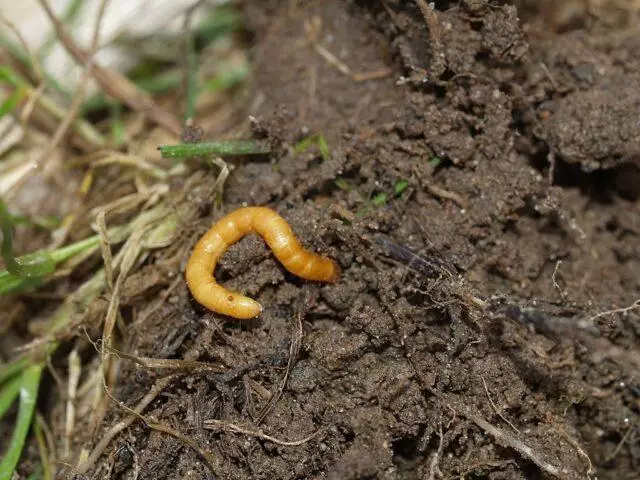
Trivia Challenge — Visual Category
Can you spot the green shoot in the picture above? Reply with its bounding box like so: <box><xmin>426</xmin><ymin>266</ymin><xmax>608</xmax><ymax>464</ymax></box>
<box><xmin>429</xmin><ymin>156</ymin><xmax>442</xmax><ymax>167</ymax></box>
<box><xmin>0</xmin><ymin>86</ymin><xmax>26</xmax><ymax>117</ymax></box>
<box><xmin>294</xmin><ymin>133</ymin><xmax>330</xmax><ymax>161</ymax></box>
<box><xmin>0</xmin><ymin>364</ymin><xmax>43</xmax><ymax>480</ymax></box>
<box><xmin>394</xmin><ymin>180</ymin><xmax>409</xmax><ymax>196</ymax></box>
<box><xmin>0</xmin><ymin>358</ymin><xmax>28</xmax><ymax>386</ymax></box>
<box><xmin>9</xmin><ymin>214</ymin><xmax>61</xmax><ymax>231</ymax></box>
<box><xmin>334</xmin><ymin>177</ymin><xmax>350</xmax><ymax>191</ymax></box>
<box><xmin>0</xmin><ymin>65</ymin><xmax>24</xmax><ymax>88</ymax></box>
<box><xmin>372</xmin><ymin>193</ymin><xmax>387</xmax><ymax>206</ymax></box>
<box><xmin>0</xmin><ymin>65</ymin><xmax>104</xmax><ymax>147</ymax></box>
<box><xmin>0</xmin><ymin>36</ymin><xmax>68</xmax><ymax>97</ymax></box>
<box><xmin>109</xmin><ymin>103</ymin><xmax>126</xmax><ymax>146</ymax></box>
<box><xmin>158</xmin><ymin>140</ymin><xmax>270</xmax><ymax>159</ymax></box>
<box><xmin>201</xmin><ymin>63</ymin><xmax>249</xmax><ymax>94</ymax></box>
<box><xmin>0</xmin><ymin>375</ymin><xmax>21</xmax><ymax>420</ymax></box>
<box><xmin>317</xmin><ymin>134</ymin><xmax>330</xmax><ymax>161</ymax></box>
<box><xmin>196</xmin><ymin>7</ymin><xmax>242</xmax><ymax>42</ymax></box>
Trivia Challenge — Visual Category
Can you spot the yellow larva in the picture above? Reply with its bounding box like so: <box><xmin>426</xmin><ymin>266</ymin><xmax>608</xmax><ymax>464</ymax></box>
<box><xmin>185</xmin><ymin>207</ymin><xmax>340</xmax><ymax>319</ymax></box>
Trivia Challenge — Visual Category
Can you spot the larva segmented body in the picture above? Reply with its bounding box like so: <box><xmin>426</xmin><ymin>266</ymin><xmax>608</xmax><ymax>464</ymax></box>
<box><xmin>185</xmin><ymin>207</ymin><xmax>339</xmax><ymax>319</ymax></box>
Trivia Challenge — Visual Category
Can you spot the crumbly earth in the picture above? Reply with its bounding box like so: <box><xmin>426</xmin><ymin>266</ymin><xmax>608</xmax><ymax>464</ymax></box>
<box><xmin>53</xmin><ymin>1</ymin><xmax>640</xmax><ymax>479</ymax></box>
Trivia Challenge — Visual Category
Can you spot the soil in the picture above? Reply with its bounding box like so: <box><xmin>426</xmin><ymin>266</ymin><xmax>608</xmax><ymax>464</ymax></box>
<box><xmin>52</xmin><ymin>1</ymin><xmax>640</xmax><ymax>479</ymax></box>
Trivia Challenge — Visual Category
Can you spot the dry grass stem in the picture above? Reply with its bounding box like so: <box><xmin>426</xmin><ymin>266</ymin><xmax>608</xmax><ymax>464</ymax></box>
<box><xmin>204</xmin><ymin>419</ymin><xmax>322</xmax><ymax>446</ymax></box>
<box><xmin>37</xmin><ymin>0</ymin><xmax>181</xmax><ymax>135</ymax></box>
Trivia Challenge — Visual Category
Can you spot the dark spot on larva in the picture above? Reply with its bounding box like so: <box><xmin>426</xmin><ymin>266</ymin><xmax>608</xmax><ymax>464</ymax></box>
<box><xmin>228</xmin><ymin>295</ymin><xmax>234</xmax><ymax>301</ymax></box>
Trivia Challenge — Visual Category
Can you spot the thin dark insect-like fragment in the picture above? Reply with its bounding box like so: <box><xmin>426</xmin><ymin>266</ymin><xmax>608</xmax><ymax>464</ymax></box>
<box><xmin>374</xmin><ymin>235</ymin><xmax>456</xmax><ymax>278</ymax></box>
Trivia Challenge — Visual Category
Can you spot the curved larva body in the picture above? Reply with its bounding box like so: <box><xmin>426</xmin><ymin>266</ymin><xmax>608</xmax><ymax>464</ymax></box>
<box><xmin>185</xmin><ymin>207</ymin><xmax>339</xmax><ymax>319</ymax></box>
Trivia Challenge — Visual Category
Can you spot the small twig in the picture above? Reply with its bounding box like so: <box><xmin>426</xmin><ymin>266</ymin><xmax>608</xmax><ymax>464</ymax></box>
<box><xmin>0</xmin><ymin>12</ymin><xmax>44</xmax><ymax>82</ymax></box>
<box><xmin>130</xmin><ymin>442</ymin><xmax>140</xmax><ymax>480</ymax></box>
<box><xmin>551</xmin><ymin>260</ymin><xmax>566</xmax><ymax>298</ymax></box>
<box><xmin>255</xmin><ymin>295</ymin><xmax>307</xmax><ymax>424</ymax></box>
<box><xmin>208</xmin><ymin>157</ymin><xmax>230</xmax><ymax>207</ymax></box>
<box><xmin>426</xmin><ymin>183</ymin><xmax>467</xmax><ymax>208</ymax></box>
<box><xmin>555</xmin><ymin>423</ymin><xmax>595</xmax><ymax>478</ymax></box>
<box><xmin>465</xmin><ymin>412</ymin><xmax>562</xmax><ymax>478</ymax></box>
<box><xmin>413</xmin><ymin>0</ymin><xmax>446</xmax><ymax>78</ymax></box>
<box><xmin>305</xmin><ymin>17</ymin><xmax>393</xmax><ymax>83</ymax></box>
<box><xmin>103</xmin><ymin>344</ymin><xmax>224</xmax><ymax>373</ymax></box>
<box><xmin>204</xmin><ymin>418</ymin><xmax>321</xmax><ymax>446</ymax></box>
<box><xmin>98</xmin><ymin>372</ymin><xmax>220</xmax><ymax>472</ymax></box>
<box><xmin>352</xmin><ymin>68</ymin><xmax>393</xmax><ymax>82</ymax></box>
<box><xmin>427</xmin><ymin>425</ymin><xmax>443</xmax><ymax>480</ymax></box>
<box><xmin>605</xmin><ymin>421</ymin><xmax>635</xmax><ymax>463</ymax></box>
<box><xmin>482</xmin><ymin>376</ymin><xmax>519</xmax><ymax>433</ymax></box>
<box><xmin>584</xmin><ymin>299</ymin><xmax>640</xmax><ymax>326</ymax></box>
<box><xmin>77</xmin><ymin>375</ymin><xmax>177</xmax><ymax>474</ymax></box>
<box><xmin>7</xmin><ymin>0</ymin><xmax>109</xmax><ymax>199</ymax></box>
<box><xmin>144</xmin><ymin>420</ymin><xmax>219</xmax><ymax>472</ymax></box>
<box><xmin>313</xmin><ymin>43</ymin><xmax>352</xmax><ymax>76</ymax></box>
<box><xmin>37</xmin><ymin>0</ymin><xmax>181</xmax><ymax>135</ymax></box>
<box><xmin>539</xmin><ymin>62</ymin><xmax>558</xmax><ymax>90</ymax></box>
<box><xmin>64</xmin><ymin>349</ymin><xmax>81</xmax><ymax>459</ymax></box>
<box><xmin>96</xmin><ymin>211</ymin><xmax>114</xmax><ymax>293</ymax></box>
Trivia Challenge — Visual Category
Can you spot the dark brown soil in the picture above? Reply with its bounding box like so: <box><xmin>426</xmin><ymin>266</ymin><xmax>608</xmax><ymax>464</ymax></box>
<box><xmin>72</xmin><ymin>1</ymin><xmax>640</xmax><ymax>479</ymax></box>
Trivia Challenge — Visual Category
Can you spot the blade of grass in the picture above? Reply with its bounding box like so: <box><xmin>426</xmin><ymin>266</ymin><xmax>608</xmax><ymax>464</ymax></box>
<box><xmin>372</xmin><ymin>192</ymin><xmax>387</xmax><ymax>206</ymax></box>
<box><xmin>196</xmin><ymin>7</ymin><xmax>241</xmax><ymax>42</ymax></box>
<box><xmin>201</xmin><ymin>63</ymin><xmax>249</xmax><ymax>94</ymax></box>
<box><xmin>317</xmin><ymin>134</ymin><xmax>330</xmax><ymax>161</ymax></box>
<box><xmin>0</xmin><ymin>86</ymin><xmax>27</xmax><ymax>117</ymax></box>
<box><xmin>0</xmin><ymin>65</ymin><xmax>104</xmax><ymax>148</ymax></box>
<box><xmin>0</xmin><ymin>197</ymin><xmax>55</xmax><ymax>278</ymax></box>
<box><xmin>0</xmin><ymin>358</ymin><xmax>28</xmax><ymax>386</ymax></box>
<box><xmin>293</xmin><ymin>133</ymin><xmax>330</xmax><ymax>160</ymax></box>
<box><xmin>33</xmin><ymin>416</ymin><xmax>52</xmax><ymax>480</ymax></box>
<box><xmin>0</xmin><ymin>65</ymin><xmax>25</xmax><ymax>88</ymax></box>
<box><xmin>158</xmin><ymin>140</ymin><xmax>271</xmax><ymax>159</ymax></box>
<box><xmin>0</xmin><ymin>363</ymin><xmax>43</xmax><ymax>480</ymax></box>
<box><xmin>0</xmin><ymin>226</ymin><xmax>121</xmax><ymax>295</ymax></box>
<box><xmin>293</xmin><ymin>134</ymin><xmax>316</xmax><ymax>154</ymax></box>
<box><xmin>0</xmin><ymin>375</ymin><xmax>21</xmax><ymax>419</ymax></box>
<box><xmin>394</xmin><ymin>180</ymin><xmax>409</xmax><ymax>196</ymax></box>
<box><xmin>0</xmin><ymin>35</ymin><xmax>67</xmax><ymax>96</ymax></box>
<box><xmin>82</xmin><ymin>69</ymin><xmax>183</xmax><ymax>113</ymax></box>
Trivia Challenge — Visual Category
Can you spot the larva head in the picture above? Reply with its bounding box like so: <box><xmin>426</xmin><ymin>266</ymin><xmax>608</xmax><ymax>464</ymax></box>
<box><xmin>225</xmin><ymin>294</ymin><xmax>263</xmax><ymax>319</ymax></box>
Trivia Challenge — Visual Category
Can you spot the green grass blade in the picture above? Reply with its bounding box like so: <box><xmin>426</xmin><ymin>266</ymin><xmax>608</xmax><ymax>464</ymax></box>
<box><xmin>0</xmin><ymin>227</ymin><xmax>104</xmax><ymax>295</ymax></box>
<box><xmin>0</xmin><ymin>197</ymin><xmax>55</xmax><ymax>278</ymax></box>
<box><xmin>0</xmin><ymin>87</ymin><xmax>26</xmax><ymax>118</ymax></box>
<box><xmin>158</xmin><ymin>140</ymin><xmax>271</xmax><ymax>158</ymax></box>
<box><xmin>0</xmin><ymin>36</ymin><xmax>69</xmax><ymax>96</ymax></box>
<box><xmin>0</xmin><ymin>363</ymin><xmax>43</xmax><ymax>480</ymax></box>
<box><xmin>0</xmin><ymin>275</ymin><xmax>43</xmax><ymax>295</ymax></box>
<box><xmin>201</xmin><ymin>63</ymin><xmax>249</xmax><ymax>94</ymax></box>
<box><xmin>196</xmin><ymin>7</ymin><xmax>241</xmax><ymax>42</ymax></box>
<box><xmin>317</xmin><ymin>134</ymin><xmax>330</xmax><ymax>161</ymax></box>
<box><xmin>0</xmin><ymin>358</ymin><xmax>27</xmax><ymax>386</ymax></box>
<box><xmin>394</xmin><ymin>180</ymin><xmax>409</xmax><ymax>196</ymax></box>
<box><xmin>0</xmin><ymin>66</ymin><xmax>23</xmax><ymax>88</ymax></box>
<box><xmin>0</xmin><ymin>375</ymin><xmax>21</xmax><ymax>420</ymax></box>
